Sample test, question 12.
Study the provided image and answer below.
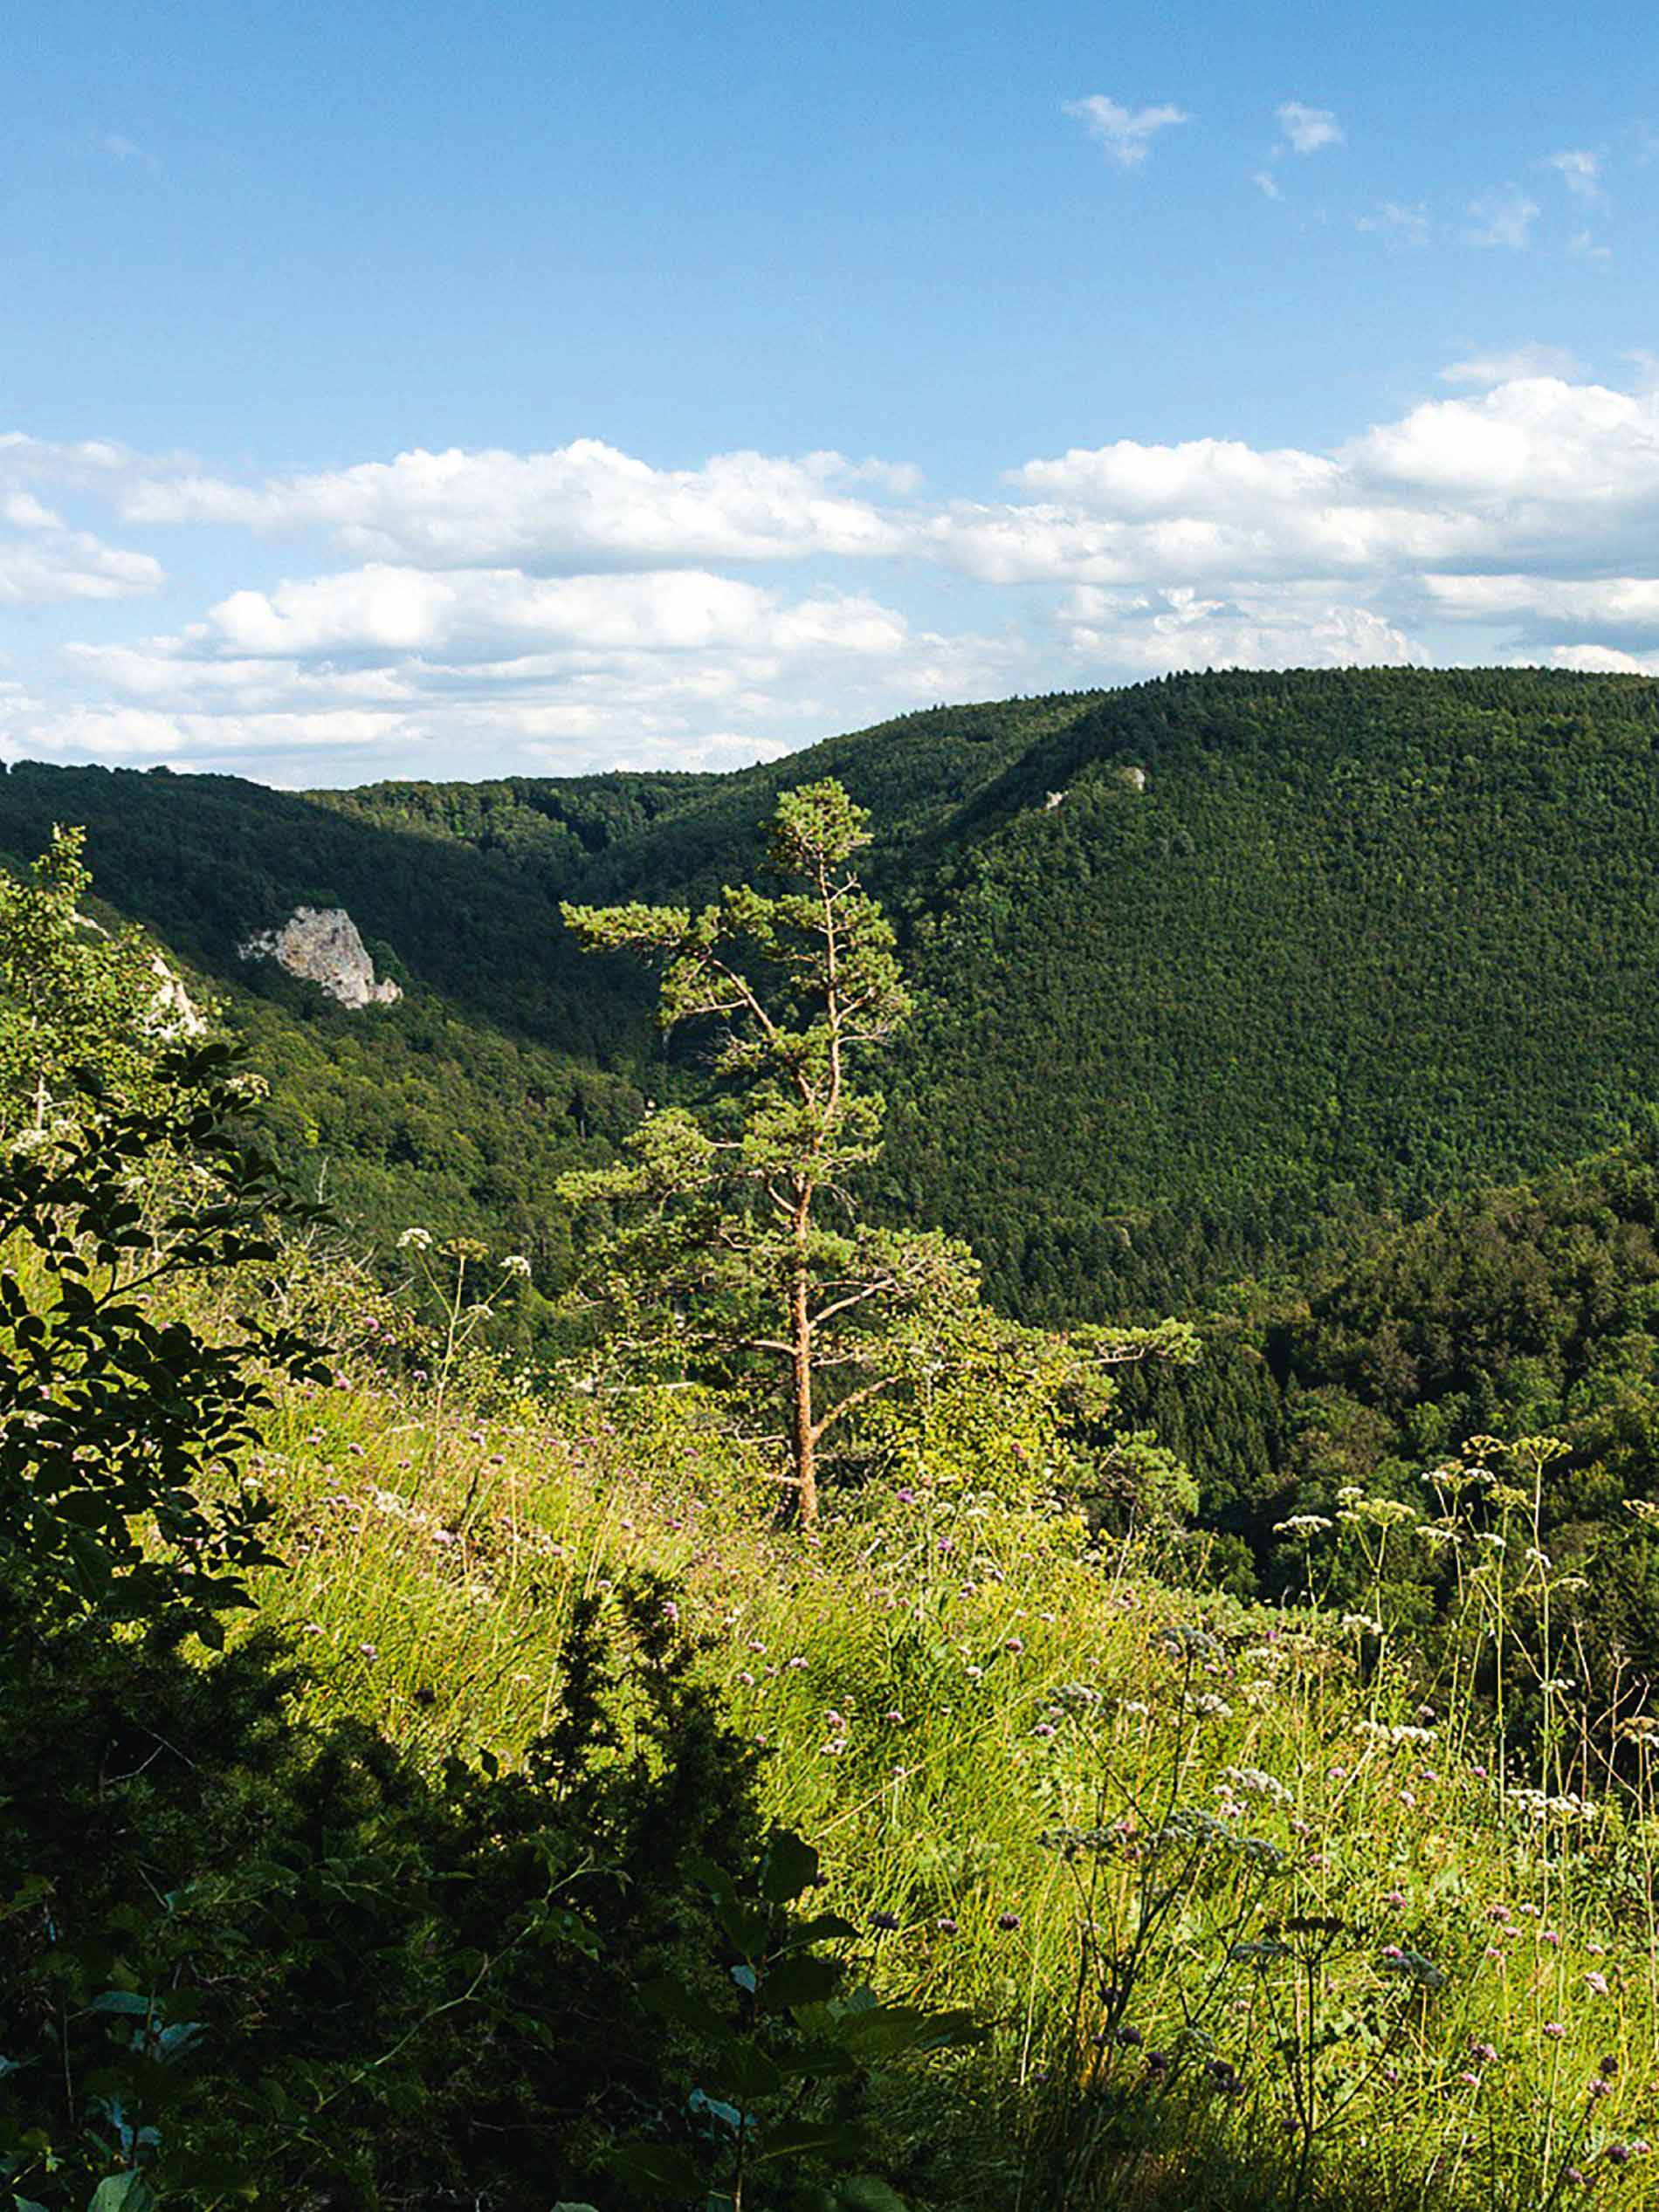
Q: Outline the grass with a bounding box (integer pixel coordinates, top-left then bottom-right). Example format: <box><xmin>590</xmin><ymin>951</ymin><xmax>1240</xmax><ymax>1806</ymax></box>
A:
<box><xmin>232</xmin><ymin>1346</ymin><xmax>1659</xmax><ymax>2211</ymax></box>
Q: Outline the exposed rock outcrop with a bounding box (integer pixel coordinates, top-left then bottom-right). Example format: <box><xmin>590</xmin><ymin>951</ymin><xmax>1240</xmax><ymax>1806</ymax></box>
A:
<box><xmin>148</xmin><ymin>952</ymin><xmax>208</xmax><ymax>1038</ymax></box>
<box><xmin>238</xmin><ymin>907</ymin><xmax>402</xmax><ymax>1009</ymax></box>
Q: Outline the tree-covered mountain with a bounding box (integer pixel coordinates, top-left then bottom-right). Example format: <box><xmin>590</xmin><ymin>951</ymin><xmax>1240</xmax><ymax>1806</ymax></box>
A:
<box><xmin>8</xmin><ymin>667</ymin><xmax>1659</xmax><ymax>1315</ymax></box>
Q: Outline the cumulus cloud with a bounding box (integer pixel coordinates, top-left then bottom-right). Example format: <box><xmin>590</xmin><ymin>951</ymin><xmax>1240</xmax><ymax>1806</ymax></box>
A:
<box><xmin>22</xmin><ymin>377</ymin><xmax>1659</xmax><ymax>782</ymax></box>
<box><xmin>1061</xmin><ymin>583</ymin><xmax>1416</xmax><ymax>675</ymax></box>
<box><xmin>121</xmin><ymin>440</ymin><xmax>916</xmax><ymax>573</ymax></box>
<box><xmin>1570</xmin><ymin>229</ymin><xmax>1613</xmax><ymax>261</ymax></box>
<box><xmin>1277</xmin><ymin>102</ymin><xmax>1343</xmax><ymax>155</ymax></box>
<box><xmin>1464</xmin><ymin>187</ymin><xmax>1539</xmax><ymax>250</ymax></box>
<box><xmin>1440</xmin><ymin>344</ymin><xmax>1580</xmax><ymax>386</ymax></box>
<box><xmin>1064</xmin><ymin>94</ymin><xmax>1190</xmax><ymax>169</ymax></box>
<box><xmin>1547</xmin><ymin>148</ymin><xmax>1602</xmax><ymax>201</ymax></box>
<box><xmin>0</xmin><ymin>478</ymin><xmax>162</xmax><ymax>607</ymax></box>
<box><xmin>10</xmin><ymin>558</ymin><xmax>1019</xmax><ymax>785</ymax></box>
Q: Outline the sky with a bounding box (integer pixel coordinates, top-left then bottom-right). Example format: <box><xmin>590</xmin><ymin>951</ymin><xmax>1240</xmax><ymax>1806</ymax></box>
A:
<box><xmin>6</xmin><ymin>0</ymin><xmax>1659</xmax><ymax>787</ymax></box>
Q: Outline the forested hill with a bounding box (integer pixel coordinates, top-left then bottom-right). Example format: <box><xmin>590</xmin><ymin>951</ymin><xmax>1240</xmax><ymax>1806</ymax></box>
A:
<box><xmin>6</xmin><ymin>666</ymin><xmax>1659</xmax><ymax>1317</ymax></box>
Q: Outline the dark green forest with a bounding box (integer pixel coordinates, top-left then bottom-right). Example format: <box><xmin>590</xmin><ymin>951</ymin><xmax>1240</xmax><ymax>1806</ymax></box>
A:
<box><xmin>8</xmin><ymin>668</ymin><xmax>1659</xmax><ymax>1329</ymax></box>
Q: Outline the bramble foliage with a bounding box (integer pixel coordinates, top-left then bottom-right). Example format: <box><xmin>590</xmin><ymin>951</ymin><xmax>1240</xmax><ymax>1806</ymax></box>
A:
<box><xmin>0</xmin><ymin>1041</ymin><xmax>332</xmax><ymax>1646</ymax></box>
<box><xmin>0</xmin><ymin>824</ymin><xmax>194</xmax><ymax>1137</ymax></box>
<box><xmin>1</xmin><ymin>1584</ymin><xmax>947</xmax><ymax>2209</ymax></box>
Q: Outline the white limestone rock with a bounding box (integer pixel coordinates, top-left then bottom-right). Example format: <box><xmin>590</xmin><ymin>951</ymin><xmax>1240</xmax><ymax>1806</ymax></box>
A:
<box><xmin>148</xmin><ymin>953</ymin><xmax>207</xmax><ymax>1038</ymax></box>
<box><xmin>238</xmin><ymin>906</ymin><xmax>402</xmax><ymax>1009</ymax></box>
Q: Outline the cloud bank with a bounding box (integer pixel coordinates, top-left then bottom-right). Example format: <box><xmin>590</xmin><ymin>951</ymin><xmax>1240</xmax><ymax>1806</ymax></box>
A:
<box><xmin>10</xmin><ymin>369</ymin><xmax>1659</xmax><ymax>782</ymax></box>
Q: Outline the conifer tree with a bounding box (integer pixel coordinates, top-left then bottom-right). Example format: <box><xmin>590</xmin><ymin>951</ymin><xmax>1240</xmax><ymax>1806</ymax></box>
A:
<box><xmin>559</xmin><ymin>780</ymin><xmax>976</xmax><ymax>1526</ymax></box>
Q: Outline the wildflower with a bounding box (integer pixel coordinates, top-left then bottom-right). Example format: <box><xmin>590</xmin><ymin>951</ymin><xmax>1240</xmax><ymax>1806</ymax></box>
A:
<box><xmin>935</xmin><ymin>1916</ymin><xmax>959</xmax><ymax>1934</ymax></box>
<box><xmin>1590</xmin><ymin>2078</ymin><xmax>1614</xmax><ymax>2101</ymax></box>
<box><xmin>1540</xmin><ymin>1930</ymin><xmax>1563</xmax><ymax>1948</ymax></box>
<box><xmin>895</xmin><ymin>1487</ymin><xmax>918</xmax><ymax>1504</ymax></box>
<box><xmin>1587</xmin><ymin>1972</ymin><xmax>1611</xmax><ymax>1996</ymax></box>
<box><xmin>357</xmin><ymin>1643</ymin><xmax>378</xmax><ymax>1660</ymax></box>
<box><xmin>883</xmin><ymin>1709</ymin><xmax>905</xmax><ymax>1724</ymax></box>
<box><xmin>1005</xmin><ymin>1637</ymin><xmax>1025</xmax><ymax>1654</ymax></box>
<box><xmin>997</xmin><ymin>1911</ymin><xmax>1022</xmax><ymax>1931</ymax></box>
<box><xmin>396</xmin><ymin>1226</ymin><xmax>433</xmax><ymax>1250</ymax></box>
<box><xmin>1470</xmin><ymin>2041</ymin><xmax>1498</xmax><ymax>2064</ymax></box>
<box><xmin>1564</xmin><ymin>2167</ymin><xmax>1586</xmax><ymax>2187</ymax></box>
<box><xmin>870</xmin><ymin>1911</ymin><xmax>899</xmax><ymax>1932</ymax></box>
<box><xmin>1458</xmin><ymin>2071</ymin><xmax>1481</xmax><ymax>2088</ymax></box>
<box><xmin>500</xmin><ymin>1253</ymin><xmax>532</xmax><ymax>1276</ymax></box>
<box><xmin>1606</xmin><ymin>2144</ymin><xmax>1632</xmax><ymax>2166</ymax></box>
<box><xmin>1385</xmin><ymin>1889</ymin><xmax>1408</xmax><ymax>1909</ymax></box>
<box><xmin>1600</xmin><ymin>2055</ymin><xmax>1620</xmax><ymax>2078</ymax></box>
<box><xmin>1545</xmin><ymin>2022</ymin><xmax>1567</xmax><ymax>2039</ymax></box>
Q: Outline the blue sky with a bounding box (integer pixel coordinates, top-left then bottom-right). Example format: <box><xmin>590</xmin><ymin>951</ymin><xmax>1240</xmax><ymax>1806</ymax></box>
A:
<box><xmin>5</xmin><ymin>0</ymin><xmax>1659</xmax><ymax>784</ymax></box>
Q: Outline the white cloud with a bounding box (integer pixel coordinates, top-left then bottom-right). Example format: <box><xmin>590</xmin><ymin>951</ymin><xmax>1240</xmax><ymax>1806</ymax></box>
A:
<box><xmin>1061</xmin><ymin>583</ymin><xmax>1416</xmax><ymax>675</ymax></box>
<box><xmin>1548</xmin><ymin>148</ymin><xmax>1602</xmax><ymax>201</ymax></box>
<box><xmin>1440</xmin><ymin>345</ymin><xmax>1580</xmax><ymax>386</ymax></box>
<box><xmin>1464</xmin><ymin>187</ymin><xmax>1539</xmax><ymax>250</ymax></box>
<box><xmin>1569</xmin><ymin>229</ymin><xmax>1613</xmax><ymax>261</ymax></box>
<box><xmin>1064</xmin><ymin>94</ymin><xmax>1190</xmax><ymax>169</ymax></box>
<box><xmin>0</xmin><ymin>492</ymin><xmax>162</xmax><ymax>607</ymax></box>
<box><xmin>25</xmin><ymin>375</ymin><xmax>1659</xmax><ymax>783</ymax></box>
<box><xmin>121</xmin><ymin>440</ymin><xmax>915</xmax><ymax>572</ymax></box>
<box><xmin>14</xmin><ymin>560</ymin><xmax>1019</xmax><ymax>784</ymax></box>
<box><xmin>1355</xmin><ymin>201</ymin><xmax>1430</xmax><ymax>247</ymax></box>
<box><xmin>1252</xmin><ymin>170</ymin><xmax>1283</xmax><ymax>201</ymax></box>
<box><xmin>1277</xmin><ymin>102</ymin><xmax>1343</xmax><ymax>155</ymax></box>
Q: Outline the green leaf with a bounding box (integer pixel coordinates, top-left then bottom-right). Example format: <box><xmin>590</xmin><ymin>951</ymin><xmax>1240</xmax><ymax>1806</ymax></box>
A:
<box><xmin>760</xmin><ymin>1953</ymin><xmax>841</xmax><ymax>2009</ymax></box>
<box><xmin>712</xmin><ymin>1898</ymin><xmax>771</xmax><ymax>1958</ymax></box>
<box><xmin>606</xmin><ymin>2141</ymin><xmax>706</xmax><ymax>2196</ymax></box>
<box><xmin>788</xmin><ymin>1913</ymin><xmax>859</xmax><ymax>1945</ymax></box>
<box><xmin>835</xmin><ymin>2003</ymin><xmax>981</xmax><ymax>2059</ymax></box>
<box><xmin>759</xmin><ymin>1829</ymin><xmax>819</xmax><ymax>1905</ymax></box>
<box><xmin>705</xmin><ymin>2040</ymin><xmax>784</xmax><ymax>2102</ymax></box>
<box><xmin>754</xmin><ymin>2120</ymin><xmax>865</xmax><ymax>2167</ymax></box>
<box><xmin>832</xmin><ymin>2180</ymin><xmax>910</xmax><ymax>2212</ymax></box>
<box><xmin>89</xmin><ymin>1991</ymin><xmax>152</xmax><ymax>2016</ymax></box>
<box><xmin>639</xmin><ymin>1974</ymin><xmax>729</xmax><ymax>2037</ymax></box>
<box><xmin>88</xmin><ymin>2178</ymin><xmax>156</xmax><ymax>2212</ymax></box>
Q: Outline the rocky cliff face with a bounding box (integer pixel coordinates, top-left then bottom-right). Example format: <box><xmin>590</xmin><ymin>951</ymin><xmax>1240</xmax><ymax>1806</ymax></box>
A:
<box><xmin>238</xmin><ymin>907</ymin><xmax>402</xmax><ymax>1009</ymax></box>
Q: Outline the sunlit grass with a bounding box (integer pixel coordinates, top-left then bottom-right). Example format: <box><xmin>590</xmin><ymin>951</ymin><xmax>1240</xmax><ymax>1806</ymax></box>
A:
<box><xmin>244</xmin><ymin>1364</ymin><xmax>1659</xmax><ymax>2209</ymax></box>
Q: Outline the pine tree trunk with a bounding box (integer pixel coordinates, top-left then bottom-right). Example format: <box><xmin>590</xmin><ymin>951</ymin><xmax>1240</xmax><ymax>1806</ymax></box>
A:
<box><xmin>788</xmin><ymin>1262</ymin><xmax>818</xmax><ymax>1528</ymax></box>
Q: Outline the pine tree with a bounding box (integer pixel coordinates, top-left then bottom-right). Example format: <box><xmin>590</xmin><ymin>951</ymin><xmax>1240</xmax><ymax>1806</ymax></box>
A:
<box><xmin>559</xmin><ymin>780</ymin><xmax>976</xmax><ymax>1526</ymax></box>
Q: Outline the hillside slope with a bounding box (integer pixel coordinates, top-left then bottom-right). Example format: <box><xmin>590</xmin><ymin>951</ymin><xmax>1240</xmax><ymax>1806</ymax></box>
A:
<box><xmin>7</xmin><ymin>668</ymin><xmax>1659</xmax><ymax>1313</ymax></box>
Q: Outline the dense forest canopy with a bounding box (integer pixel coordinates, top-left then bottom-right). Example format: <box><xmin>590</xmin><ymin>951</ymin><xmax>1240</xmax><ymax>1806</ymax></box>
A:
<box><xmin>7</xmin><ymin>668</ymin><xmax>1659</xmax><ymax>1321</ymax></box>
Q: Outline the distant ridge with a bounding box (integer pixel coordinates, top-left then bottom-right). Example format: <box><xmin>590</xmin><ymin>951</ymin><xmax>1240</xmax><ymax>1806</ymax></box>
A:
<box><xmin>7</xmin><ymin>667</ymin><xmax>1659</xmax><ymax>1320</ymax></box>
